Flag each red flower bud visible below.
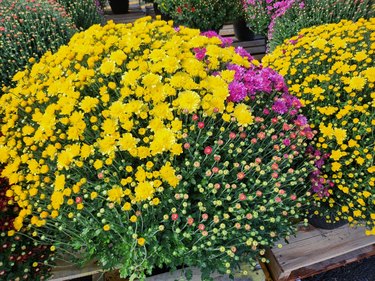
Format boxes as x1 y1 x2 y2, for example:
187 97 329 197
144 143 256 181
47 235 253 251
187 217 194 225
212 167 219 173
237 172 245 180
204 146 212 155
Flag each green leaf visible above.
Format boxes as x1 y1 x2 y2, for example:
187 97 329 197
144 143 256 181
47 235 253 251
184 268 193 280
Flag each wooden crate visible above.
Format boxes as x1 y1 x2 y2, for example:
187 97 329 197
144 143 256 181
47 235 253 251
264 224 375 281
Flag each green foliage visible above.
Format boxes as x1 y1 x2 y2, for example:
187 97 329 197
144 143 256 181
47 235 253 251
0 0 77 90
154 0 242 31
268 0 374 51
56 0 104 30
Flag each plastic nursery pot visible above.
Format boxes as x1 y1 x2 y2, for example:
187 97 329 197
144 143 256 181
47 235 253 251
233 18 255 41
308 214 348 230
109 0 129 14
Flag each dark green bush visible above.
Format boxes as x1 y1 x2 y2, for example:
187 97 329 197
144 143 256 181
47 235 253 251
56 0 104 30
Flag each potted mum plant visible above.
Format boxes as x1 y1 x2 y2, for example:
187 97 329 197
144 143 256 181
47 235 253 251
0 17 317 280
264 18 375 233
267 0 374 51
242 0 285 37
153 0 242 31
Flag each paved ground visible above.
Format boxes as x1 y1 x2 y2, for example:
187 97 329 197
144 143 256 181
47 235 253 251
303 255 375 281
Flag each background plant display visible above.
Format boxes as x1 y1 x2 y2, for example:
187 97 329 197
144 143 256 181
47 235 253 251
242 0 294 36
263 18 375 235
56 0 104 30
0 17 317 280
267 0 374 51
0 0 78 91
153 0 242 31
97 0 108 9
0 173 55 281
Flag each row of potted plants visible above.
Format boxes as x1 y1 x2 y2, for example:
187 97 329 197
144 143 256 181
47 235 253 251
111 0 373 48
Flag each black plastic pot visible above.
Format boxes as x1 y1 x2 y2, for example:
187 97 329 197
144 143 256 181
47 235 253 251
109 0 129 14
308 214 347 230
233 18 255 41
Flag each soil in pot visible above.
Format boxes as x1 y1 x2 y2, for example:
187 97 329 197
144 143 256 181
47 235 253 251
308 213 347 230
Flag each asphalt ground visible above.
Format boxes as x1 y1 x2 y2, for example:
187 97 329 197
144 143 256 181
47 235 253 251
303 255 375 281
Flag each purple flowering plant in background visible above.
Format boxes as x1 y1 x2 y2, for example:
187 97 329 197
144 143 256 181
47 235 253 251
242 0 302 39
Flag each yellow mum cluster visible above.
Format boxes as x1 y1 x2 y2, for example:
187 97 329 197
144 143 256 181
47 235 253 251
0 17 250 231
264 18 375 234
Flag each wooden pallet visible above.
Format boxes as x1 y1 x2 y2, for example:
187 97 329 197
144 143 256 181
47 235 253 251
264 224 375 281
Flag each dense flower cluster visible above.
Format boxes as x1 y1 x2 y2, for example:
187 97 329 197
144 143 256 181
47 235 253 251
263 18 375 234
0 174 55 281
267 0 374 51
57 0 104 30
0 0 77 90
0 17 315 279
154 0 242 31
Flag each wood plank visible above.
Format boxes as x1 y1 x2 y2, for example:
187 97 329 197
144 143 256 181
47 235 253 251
265 224 375 281
232 39 267 47
238 45 266 55
275 225 375 271
288 245 375 281
48 259 101 281
252 54 266 61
